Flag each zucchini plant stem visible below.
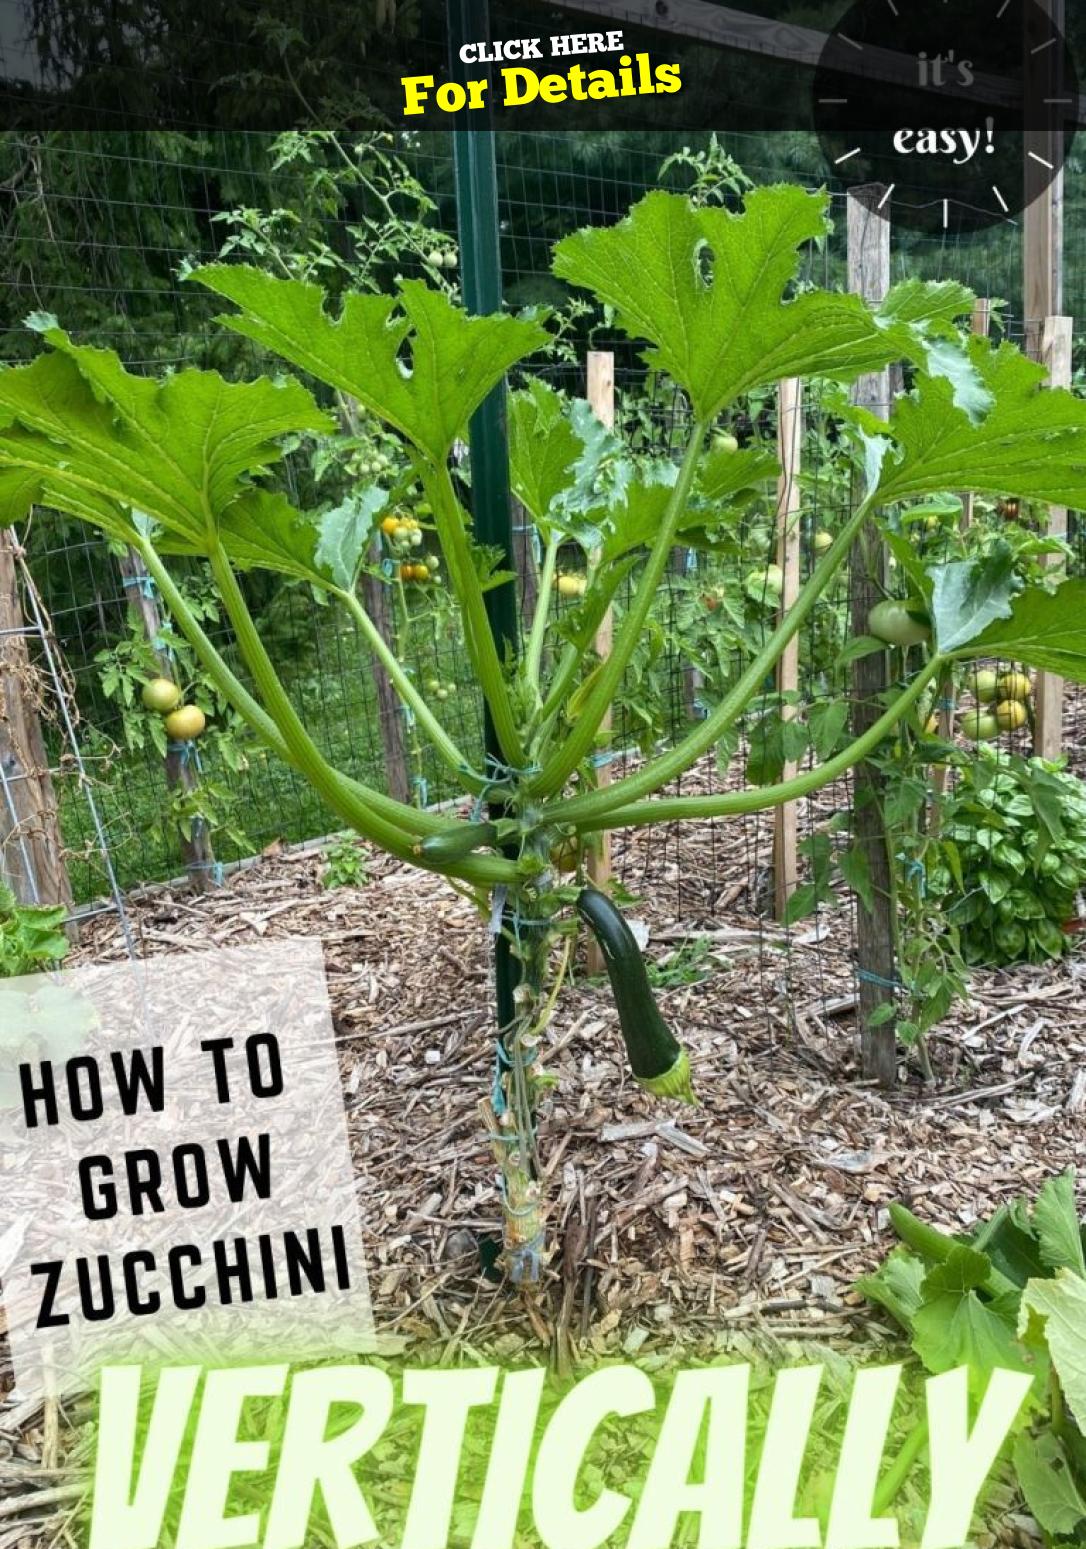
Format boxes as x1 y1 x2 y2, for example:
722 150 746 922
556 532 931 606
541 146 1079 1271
335 587 479 794
529 421 711 798
525 532 560 698
545 491 878 827
423 461 526 771
573 657 944 830
202 543 518 887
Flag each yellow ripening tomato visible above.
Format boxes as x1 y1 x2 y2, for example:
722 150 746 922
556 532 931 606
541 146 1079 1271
995 698 1028 732
557 574 586 598
997 671 1031 702
812 531 833 555
381 515 399 536
164 705 206 741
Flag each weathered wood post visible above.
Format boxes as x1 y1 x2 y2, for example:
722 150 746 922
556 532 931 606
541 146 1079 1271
1031 316 1073 759
847 188 897 1087
0 530 72 909
1023 0 1067 759
773 378 802 920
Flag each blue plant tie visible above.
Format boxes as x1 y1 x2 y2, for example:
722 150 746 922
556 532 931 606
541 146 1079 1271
489 884 508 935
412 774 428 807
166 738 194 767
188 859 226 885
937 697 956 712
591 749 617 768
122 572 156 599
381 557 395 578
508 1233 545 1283
904 861 929 898
857 967 903 991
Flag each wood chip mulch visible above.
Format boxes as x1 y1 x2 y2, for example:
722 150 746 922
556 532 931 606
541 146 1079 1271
2 794 1085 1542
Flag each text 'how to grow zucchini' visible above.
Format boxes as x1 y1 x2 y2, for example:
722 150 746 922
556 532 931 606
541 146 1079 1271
576 886 695 1104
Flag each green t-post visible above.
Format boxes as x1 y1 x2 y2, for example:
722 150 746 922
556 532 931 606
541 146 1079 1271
449 1 520 1041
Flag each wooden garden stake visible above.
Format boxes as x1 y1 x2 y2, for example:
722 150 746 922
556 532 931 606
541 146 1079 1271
586 351 615 972
118 547 216 890
773 378 802 919
847 188 897 1088
1032 316 1072 759
1022 0 1065 758
0 529 72 910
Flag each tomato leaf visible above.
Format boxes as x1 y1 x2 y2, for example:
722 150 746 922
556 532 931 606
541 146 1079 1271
194 266 547 465
929 543 1020 652
553 186 947 422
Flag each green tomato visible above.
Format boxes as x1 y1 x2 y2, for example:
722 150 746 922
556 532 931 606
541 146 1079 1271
959 709 1000 742
712 431 739 454
141 677 182 714
867 599 930 647
746 564 783 599
969 668 1000 704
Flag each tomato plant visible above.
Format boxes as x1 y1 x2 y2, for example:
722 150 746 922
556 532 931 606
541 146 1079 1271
8 187 1086 1274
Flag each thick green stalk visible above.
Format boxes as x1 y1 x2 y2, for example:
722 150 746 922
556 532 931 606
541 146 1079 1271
423 461 526 770
571 658 942 831
531 557 637 740
547 491 876 827
335 585 479 791
872 1417 928 1517
204 545 518 886
529 423 710 798
525 532 559 697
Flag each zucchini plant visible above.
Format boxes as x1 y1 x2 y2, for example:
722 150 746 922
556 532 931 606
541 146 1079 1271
6 186 1086 1278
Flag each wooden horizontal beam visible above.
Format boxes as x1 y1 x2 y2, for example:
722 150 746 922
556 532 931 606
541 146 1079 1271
549 0 1086 121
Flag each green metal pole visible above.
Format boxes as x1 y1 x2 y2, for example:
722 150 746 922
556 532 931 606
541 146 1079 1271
448 0 519 1036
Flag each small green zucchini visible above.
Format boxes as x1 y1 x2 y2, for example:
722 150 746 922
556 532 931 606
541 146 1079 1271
415 821 499 864
576 886 695 1103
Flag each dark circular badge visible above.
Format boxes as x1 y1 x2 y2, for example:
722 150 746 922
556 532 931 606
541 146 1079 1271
813 0 1078 232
